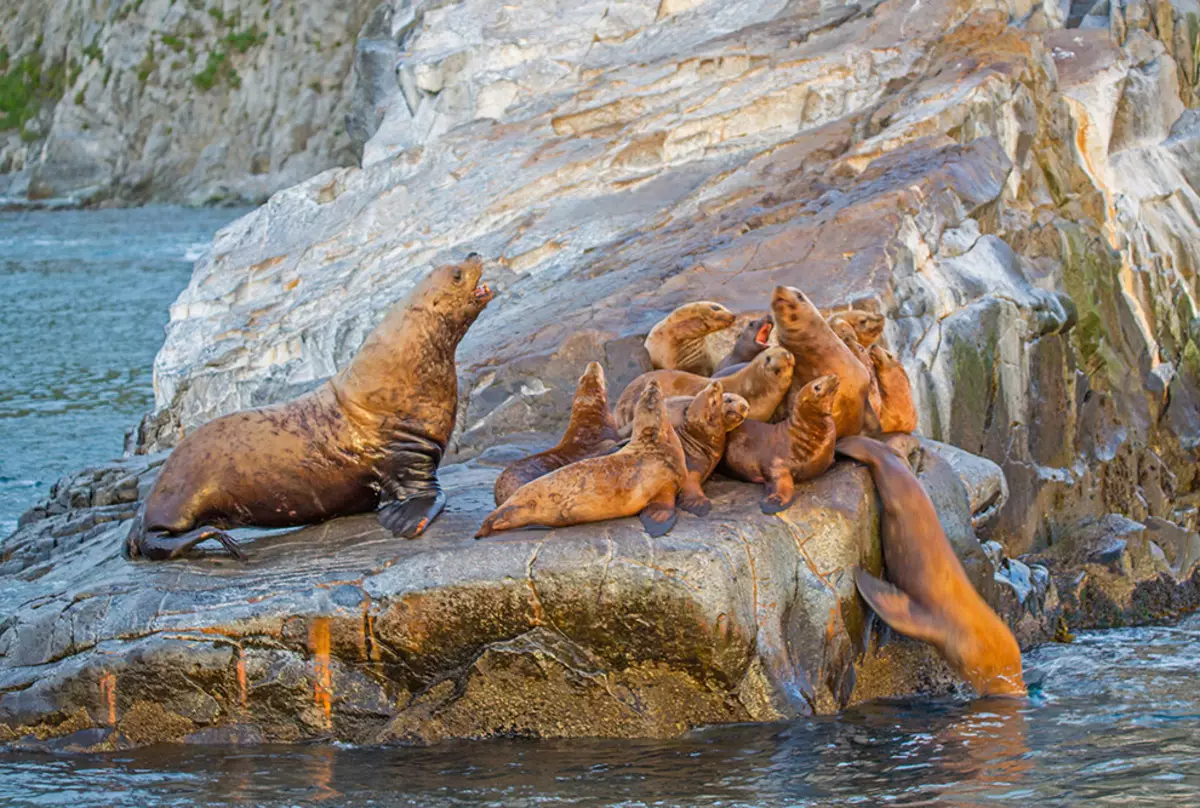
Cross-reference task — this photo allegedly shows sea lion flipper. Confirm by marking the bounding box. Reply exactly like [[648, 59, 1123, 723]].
[[378, 488, 446, 539], [760, 469, 795, 514], [677, 475, 711, 517], [639, 491, 678, 538], [130, 526, 247, 562], [854, 568, 947, 645]]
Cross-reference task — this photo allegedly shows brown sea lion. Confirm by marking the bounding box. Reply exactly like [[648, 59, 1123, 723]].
[[673, 382, 749, 517], [613, 347, 793, 427], [712, 315, 773, 376], [125, 255, 494, 561], [772, 286, 871, 437], [835, 436, 1025, 697], [827, 309, 885, 347], [721, 374, 840, 513], [831, 318, 883, 423], [644, 301, 736, 375], [476, 380, 687, 538], [492, 362, 620, 507], [871, 345, 918, 434]]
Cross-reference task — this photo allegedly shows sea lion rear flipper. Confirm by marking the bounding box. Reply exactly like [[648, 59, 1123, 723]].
[[130, 526, 247, 562], [854, 568, 947, 645], [378, 488, 446, 539]]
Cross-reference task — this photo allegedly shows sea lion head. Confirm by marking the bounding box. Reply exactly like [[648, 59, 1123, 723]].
[[721, 393, 750, 431], [667, 301, 737, 336], [769, 285, 822, 334], [830, 318, 859, 345], [830, 309, 885, 346], [798, 373, 840, 415], [576, 361, 608, 399], [756, 346, 795, 383], [685, 380, 726, 435], [419, 253, 494, 334]]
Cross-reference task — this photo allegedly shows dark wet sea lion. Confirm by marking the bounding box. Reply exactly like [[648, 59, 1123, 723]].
[[721, 374, 839, 513], [673, 382, 749, 517], [613, 347, 793, 427], [836, 436, 1025, 697], [771, 286, 871, 437], [827, 309, 885, 347], [477, 380, 688, 538], [713, 315, 773, 376], [125, 255, 494, 561], [870, 346, 918, 434], [644, 301, 736, 376], [493, 362, 620, 506]]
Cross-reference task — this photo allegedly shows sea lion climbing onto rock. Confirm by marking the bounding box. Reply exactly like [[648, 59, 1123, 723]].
[[835, 436, 1025, 697], [673, 382, 749, 517], [712, 314, 773, 376], [644, 301, 736, 376], [721, 374, 840, 513], [772, 286, 871, 437], [826, 309, 885, 347], [125, 255, 494, 561], [870, 345, 918, 434], [613, 347, 793, 427], [476, 380, 687, 538], [831, 318, 883, 426], [492, 362, 621, 506]]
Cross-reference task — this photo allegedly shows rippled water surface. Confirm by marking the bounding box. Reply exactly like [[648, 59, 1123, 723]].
[[2, 618, 1199, 806], [0, 208, 247, 535]]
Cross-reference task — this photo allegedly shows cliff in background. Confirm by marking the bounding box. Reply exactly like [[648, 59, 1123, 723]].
[[0, 0, 377, 206]]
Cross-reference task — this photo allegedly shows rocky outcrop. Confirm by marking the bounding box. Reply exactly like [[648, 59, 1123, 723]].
[[0, 0, 376, 206], [130, 0, 1200, 564]]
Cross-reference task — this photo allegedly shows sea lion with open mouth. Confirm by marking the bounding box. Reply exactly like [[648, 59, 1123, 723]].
[[713, 314, 773, 377]]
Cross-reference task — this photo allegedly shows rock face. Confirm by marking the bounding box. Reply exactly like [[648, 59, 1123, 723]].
[[0, 0, 376, 206], [132, 0, 1200, 565]]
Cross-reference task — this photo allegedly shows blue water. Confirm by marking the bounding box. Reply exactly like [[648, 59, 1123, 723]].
[[0, 207, 247, 535]]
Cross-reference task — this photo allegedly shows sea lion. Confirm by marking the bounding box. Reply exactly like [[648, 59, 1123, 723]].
[[835, 436, 1025, 697], [721, 374, 840, 513], [871, 345, 918, 434], [831, 318, 883, 424], [476, 380, 687, 538], [712, 315, 773, 376], [125, 255, 494, 561], [673, 382, 749, 517], [827, 309, 885, 347], [492, 362, 620, 507], [772, 286, 871, 437], [613, 347, 793, 427], [644, 301, 736, 375]]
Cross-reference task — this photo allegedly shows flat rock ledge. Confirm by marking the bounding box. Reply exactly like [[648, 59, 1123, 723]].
[[1, 439, 1196, 753]]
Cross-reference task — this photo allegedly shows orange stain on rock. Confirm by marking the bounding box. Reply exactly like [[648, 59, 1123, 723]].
[[236, 650, 248, 709], [309, 617, 333, 729], [99, 672, 117, 726]]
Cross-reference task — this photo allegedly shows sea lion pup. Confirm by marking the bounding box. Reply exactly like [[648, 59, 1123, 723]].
[[871, 345, 918, 434], [476, 380, 687, 538], [826, 309, 885, 347], [125, 255, 494, 561], [712, 315, 773, 376], [831, 318, 883, 423], [644, 301, 736, 375], [771, 286, 871, 437], [721, 374, 840, 513], [613, 347, 793, 428], [493, 362, 620, 506], [673, 382, 749, 517], [835, 436, 1025, 697]]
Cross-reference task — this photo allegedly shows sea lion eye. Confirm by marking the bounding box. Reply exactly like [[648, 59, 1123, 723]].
[[711, 304, 721, 311], [454, 269, 463, 283]]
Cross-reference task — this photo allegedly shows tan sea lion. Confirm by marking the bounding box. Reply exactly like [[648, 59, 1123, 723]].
[[772, 286, 871, 437], [673, 382, 749, 517], [613, 347, 793, 427], [125, 255, 494, 561], [835, 436, 1025, 697], [492, 362, 620, 507], [721, 374, 839, 513], [712, 315, 773, 376], [831, 318, 883, 424], [871, 345, 918, 434], [827, 309, 885, 347], [644, 301, 736, 375], [476, 380, 687, 538]]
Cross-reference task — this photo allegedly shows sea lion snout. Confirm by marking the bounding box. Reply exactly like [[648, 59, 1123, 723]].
[[754, 316, 773, 345]]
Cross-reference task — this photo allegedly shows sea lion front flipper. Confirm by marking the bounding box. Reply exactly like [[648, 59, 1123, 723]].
[[377, 437, 447, 539], [378, 488, 446, 539], [131, 526, 247, 562], [639, 489, 678, 537], [854, 568, 947, 645], [677, 473, 712, 517], [760, 468, 795, 514]]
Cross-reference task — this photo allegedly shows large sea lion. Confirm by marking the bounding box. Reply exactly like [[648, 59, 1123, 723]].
[[644, 301, 736, 375], [476, 380, 687, 538], [772, 286, 871, 437], [871, 345, 918, 434], [613, 347, 793, 427], [831, 318, 883, 424], [493, 362, 620, 506], [721, 374, 840, 513], [673, 382, 749, 517], [827, 309, 885, 347], [836, 436, 1025, 697], [712, 315, 773, 376], [125, 255, 494, 561]]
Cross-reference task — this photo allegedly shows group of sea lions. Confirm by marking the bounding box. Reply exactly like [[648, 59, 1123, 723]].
[[124, 254, 1024, 698]]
